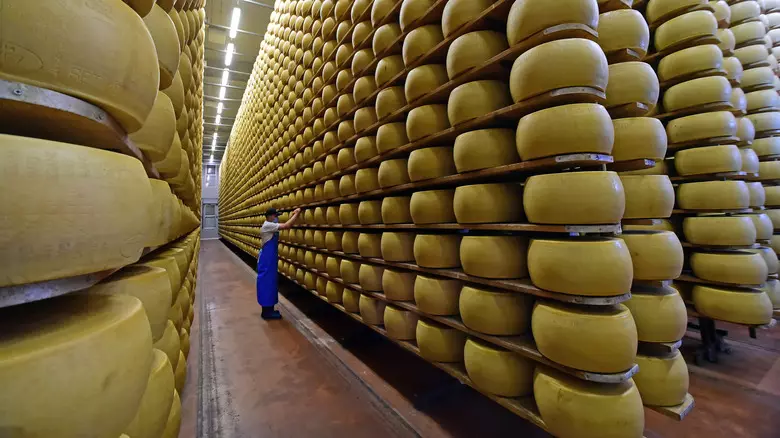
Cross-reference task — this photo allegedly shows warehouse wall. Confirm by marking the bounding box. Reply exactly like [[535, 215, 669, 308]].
[[202, 164, 220, 239]]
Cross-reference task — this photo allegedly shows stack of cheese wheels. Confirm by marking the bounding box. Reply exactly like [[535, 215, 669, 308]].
[[0, 1, 204, 436], [596, 0, 690, 409]]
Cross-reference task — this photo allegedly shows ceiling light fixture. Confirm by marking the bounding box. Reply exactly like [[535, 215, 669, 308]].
[[218, 86, 226, 100], [229, 8, 241, 39], [221, 69, 230, 85], [217, 102, 223, 114], [224, 43, 234, 66], [215, 115, 221, 125]]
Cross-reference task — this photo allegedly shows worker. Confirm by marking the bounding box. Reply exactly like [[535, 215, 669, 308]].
[[257, 207, 301, 320]]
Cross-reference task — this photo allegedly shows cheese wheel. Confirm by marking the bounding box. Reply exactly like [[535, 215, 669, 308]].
[[441, 0, 494, 36], [353, 76, 377, 103], [139, 256, 181, 299], [605, 61, 659, 113], [612, 117, 668, 161], [633, 352, 689, 407], [735, 44, 770, 67], [399, 0, 438, 31], [358, 233, 382, 258], [657, 44, 724, 83], [619, 175, 674, 219], [749, 246, 780, 274], [528, 238, 633, 296], [737, 117, 756, 144], [719, 28, 737, 53], [598, 9, 650, 57], [533, 368, 644, 438], [464, 338, 533, 397], [767, 187, 780, 206], [407, 104, 450, 141], [724, 55, 744, 83], [145, 4, 182, 89], [693, 285, 773, 324], [326, 256, 342, 277], [408, 147, 456, 181], [355, 136, 379, 162], [410, 190, 456, 224], [683, 215, 758, 245], [125, 348, 173, 438], [159, 389, 181, 438], [163, 72, 185, 118], [736, 213, 774, 239], [662, 76, 732, 113], [414, 275, 462, 315], [624, 287, 687, 342], [352, 22, 373, 48], [355, 167, 380, 193], [757, 161, 780, 182], [710, 0, 731, 26], [0, 0, 160, 132], [674, 144, 743, 175], [448, 80, 512, 125], [383, 269, 417, 301], [446, 31, 509, 79], [337, 147, 357, 170], [506, 0, 598, 47], [378, 158, 411, 187], [359, 264, 385, 292], [376, 122, 409, 153], [358, 200, 383, 225], [354, 107, 378, 132], [416, 320, 467, 363], [460, 236, 529, 279], [646, 0, 708, 25], [654, 11, 718, 53], [509, 39, 609, 103], [742, 66, 776, 90], [326, 281, 344, 303], [382, 196, 413, 224], [376, 86, 407, 119], [752, 136, 780, 156], [339, 203, 360, 225], [304, 271, 317, 290], [763, 279, 780, 309], [621, 231, 684, 280], [413, 234, 462, 268], [665, 111, 737, 144], [0, 294, 153, 438], [173, 350, 186, 394], [402, 25, 444, 66], [384, 306, 420, 340], [154, 320, 180, 371], [343, 288, 361, 312], [730, 0, 762, 24], [460, 286, 532, 335], [746, 89, 780, 112], [453, 184, 525, 224], [454, 128, 519, 172], [746, 111, 780, 134], [532, 302, 638, 373], [523, 172, 625, 224], [677, 180, 750, 210], [340, 259, 361, 284], [732, 20, 767, 46], [1, 136, 154, 287], [516, 104, 613, 160], [324, 180, 340, 200], [371, 0, 397, 25], [373, 24, 403, 55], [690, 251, 768, 285], [376, 55, 405, 88], [381, 232, 416, 261]]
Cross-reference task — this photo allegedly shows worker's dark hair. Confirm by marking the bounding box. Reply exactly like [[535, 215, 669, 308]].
[[265, 207, 278, 217]]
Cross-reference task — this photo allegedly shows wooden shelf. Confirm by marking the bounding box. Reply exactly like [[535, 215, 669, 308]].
[[648, 394, 695, 421], [0, 79, 161, 179], [0, 269, 117, 309], [676, 273, 764, 290]]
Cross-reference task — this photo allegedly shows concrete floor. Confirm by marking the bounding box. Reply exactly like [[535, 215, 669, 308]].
[[181, 240, 780, 438]]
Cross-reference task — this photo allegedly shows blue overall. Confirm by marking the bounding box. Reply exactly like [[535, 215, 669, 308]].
[[256, 233, 279, 307]]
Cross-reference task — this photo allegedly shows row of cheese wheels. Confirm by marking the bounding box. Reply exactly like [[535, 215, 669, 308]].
[[0, 232, 199, 438]]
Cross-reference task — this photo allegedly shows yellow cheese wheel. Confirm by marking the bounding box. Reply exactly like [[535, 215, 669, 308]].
[[353, 76, 377, 103], [339, 203, 360, 225], [303, 271, 316, 290], [454, 128, 519, 172], [402, 24, 444, 66], [736, 213, 774, 239], [730, 0, 762, 24], [359, 264, 385, 292], [766, 187, 780, 206], [612, 118, 667, 163], [746, 89, 780, 112], [384, 306, 420, 340], [373, 24, 403, 55], [407, 104, 450, 141], [0, 0, 160, 132], [693, 285, 773, 324], [463, 338, 534, 397], [416, 319, 469, 364], [662, 76, 732, 113], [381, 232, 416, 261], [506, 0, 598, 47], [338, 120, 356, 142], [326, 256, 342, 277], [355, 136, 379, 162], [371, 0, 396, 25], [154, 320, 180, 371], [343, 288, 361, 312], [739, 117, 757, 146], [125, 349, 175, 438], [527, 238, 633, 296], [683, 215, 758, 245], [624, 287, 687, 342], [382, 196, 414, 224], [605, 61, 659, 113], [376, 122, 409, 153], [337, 147, 357, 170], [740, 149, 760, 176], [720, 28, 737, 53], [340, 259, 361, 284], [410, 190, 456, 224], [326, 281, 344, 303], [399, 0, 438, 31], [677, 180, 750, 210], [144, 4, 182, 89], [163, 71, 185, 118], [358, 200, 383, 224], [619, 175, 674, 219], [690, 251, 768, 284], [352, 22, 373, 48], [509, 39, 608, 103], [378, 158, 411, 187], [376, 55, 405, 88], [646, 0, 708, 25], [742, 66, 776, 90], [376, 86, 407, 119], [0, 294, 152, 438], [459, 235, 529, 279], [533, 368, 644, 438], [763, 279, 780, 309], [408, 147, 456, 181], [355, 167, 381, 193], [1, 136, 154, 287], [633, 352, 689, 407], [621, 231, 684, 280], [665, 111, 737, 144], [414, 275, 462, 315], [746, 111, 780, 135], [448, 80, 512, 125], [173, 350, 186, 395], [724, 55, 744, 83], [139, 256, 181, 300], [734, 44, 770, 67], [324, 180, 340, 200], [446, 31, 509, 79], [674, 144, 743, 175], [516, 104, 613, 160], [441, 0, 494, 36], [657, 44, 724, 84], [358, 233, 382, 258], [732, 20, 767, 46], [757, 161, 780, 182], [159, 389, 181, 438], [460, 286, 532, 335], [383, 269, 417, 301], [532, 302, 638, 373], [654, 10, 718, 53], [413, 234, 462, 268], [749, 246, 779, 274], [752, 136, 780, 156], [354, 107, 378, 133], [523, 172, 625, 225], [598, 9, 650, 57], [453, 183, 525, 224], [339, 173, 357, 196]]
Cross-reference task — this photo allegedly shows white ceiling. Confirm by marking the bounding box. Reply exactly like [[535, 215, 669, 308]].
[[203, 0, 273, 163]]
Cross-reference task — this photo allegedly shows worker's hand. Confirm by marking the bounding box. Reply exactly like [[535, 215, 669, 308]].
[[293, 208, 302, 215]]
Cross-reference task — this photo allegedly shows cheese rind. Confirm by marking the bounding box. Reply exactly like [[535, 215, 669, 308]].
[[413, 234, 462, 268], [619, 175, 675, 219], [621, 231, 684, 281], [683, 215, 758, 246], [674, 145, 742, 175], [446, 31, 509, 78], [693, 285, 773, 324], [416, 320, 467, 362], [460, 286, 532, 335], [598, 9, 650, 57], [448, 80, 513, 126], [454, 129, 519, 172], [690, 251, 768, 285], [410, 190, 456, 224], [624, 288, 688, 342], [515, 104, 614, 160], [612, 117, 667, 161], [460, 235, 529, 279], [662, 76, 732, 113], [523, 172, 626, 224], [605, 61, 660, 113], [633, 353, 689, 407], [359, 294, 386, 325], [383, 306, 419, 340], [506, 0, 599, 46], [464, 338, 534, 397], [666, 111, 737, 145], [125, 349, 175, 438], [383, 269, 417, 301], [677, 181, 750, 210], [414, 275, 461, 315], [454, 184, 525, 224]]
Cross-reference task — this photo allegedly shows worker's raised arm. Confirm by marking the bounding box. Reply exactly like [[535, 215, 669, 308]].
[[279, 208, 301, 230]]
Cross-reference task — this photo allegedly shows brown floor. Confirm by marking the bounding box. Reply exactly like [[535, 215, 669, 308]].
[[182, 240, 780, 438]]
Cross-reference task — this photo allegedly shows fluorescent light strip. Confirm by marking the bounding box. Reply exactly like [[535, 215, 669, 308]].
[[218, 87, 226, 100], [217, 102, 223, 114], [229, 8, 241, 39], [215, 115, 221, 125], [221, 69, 229, 85], [224, 43, 234, 66]]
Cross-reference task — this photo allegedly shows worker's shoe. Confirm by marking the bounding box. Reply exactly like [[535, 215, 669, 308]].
[[261, 307, 282, 320]]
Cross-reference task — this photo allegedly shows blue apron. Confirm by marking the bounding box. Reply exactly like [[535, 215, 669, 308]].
[[256, 233, 279, 307]]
